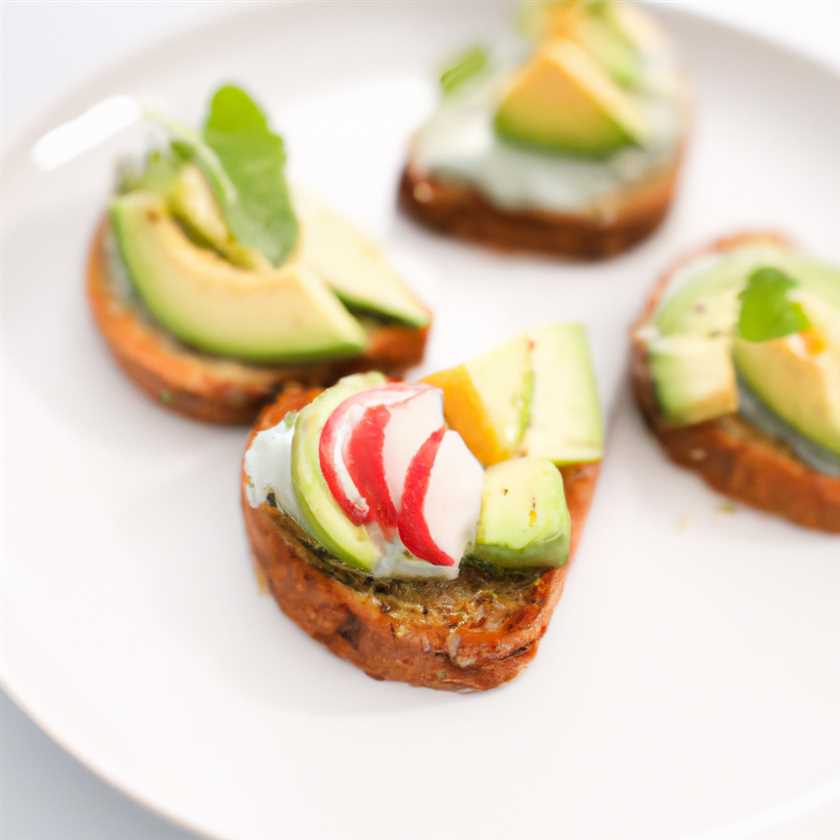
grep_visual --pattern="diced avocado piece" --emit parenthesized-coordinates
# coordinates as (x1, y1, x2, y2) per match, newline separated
(110, 192, 366, 363)
(167, 164, 267, 270)
(291, 373, 387, 572)
(520, 323, 603, 465)
(472, 457, 571, 569)
(494, 40, 646, 156)
(292, 196, 429, 328)
(733, 295, 840, 457)
(648, 335, 737, 426)
(423, 335, 533, 466)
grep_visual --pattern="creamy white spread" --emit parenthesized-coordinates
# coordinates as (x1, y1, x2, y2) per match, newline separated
(245, 415, 305, 527)
(411, 43, 685, 214)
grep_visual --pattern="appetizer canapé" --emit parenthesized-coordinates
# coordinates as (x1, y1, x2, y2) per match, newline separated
(88, 85, 430, 423)
(632, 232, 840, 533)
(400, 0, 688, 259)
(242, 323, 603, 690)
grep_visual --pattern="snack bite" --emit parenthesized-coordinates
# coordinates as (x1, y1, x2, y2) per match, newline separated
(400, 0, 688, 259)
(242, 323, 604, 690)
(632, 232, 840, 532)
(88, 85, 430, 423)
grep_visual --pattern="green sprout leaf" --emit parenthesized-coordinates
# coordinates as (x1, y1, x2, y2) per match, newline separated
(440, 45, 489, 95)
(201, 85, 298, 266)
(737, 266, 811, 342)
(146, 84, 298, 267)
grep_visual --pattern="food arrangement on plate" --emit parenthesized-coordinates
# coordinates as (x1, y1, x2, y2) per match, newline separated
(76, 0, 837, 701)
(242, 325, 603, 690)
(632, 232, 840, 532)
(400, 0, 689, 258)
(88, 85, 430, 423)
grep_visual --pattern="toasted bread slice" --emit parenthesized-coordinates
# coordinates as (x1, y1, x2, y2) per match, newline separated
(630, 231, 840, 533)
(399, 145, 684, 260)
(87, 223, 429, 424)
(241, 387, 601, 691)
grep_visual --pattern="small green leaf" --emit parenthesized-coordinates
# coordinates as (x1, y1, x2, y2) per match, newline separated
(202, 85, 298, 266)
(737, 267, 811, 342)
(440, 45, 489, 95)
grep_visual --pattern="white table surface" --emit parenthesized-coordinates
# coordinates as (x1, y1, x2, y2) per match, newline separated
(1, 2, 838, 838)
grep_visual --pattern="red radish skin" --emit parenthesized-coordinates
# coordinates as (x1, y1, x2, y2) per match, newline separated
(319, 415, 369, 525)
(346, 405, 399, 534)
(319, 384, 427, 526)
(398, 427, 455, 567)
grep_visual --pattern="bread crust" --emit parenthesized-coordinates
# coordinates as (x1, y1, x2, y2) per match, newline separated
(241, 388, 601, 691)
(399, 146, 683, 259)
(86, 223, 429, 424)
(630, 231, 840, 533)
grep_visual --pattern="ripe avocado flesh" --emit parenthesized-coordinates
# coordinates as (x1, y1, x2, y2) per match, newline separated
(649, 249, 840, 444)
(495, 40, 646, 157)
(110, 192, 366, 363)
(521, 323, 604, 464)
(165, 166, 428, 328)
(472, 457, 570, 569)
(648, 336, 737, 426)
(292, 196, 429, 328)
(733, 295, 840, 458)
(291, 373, 387, 572)
(423, 335, 533, 466)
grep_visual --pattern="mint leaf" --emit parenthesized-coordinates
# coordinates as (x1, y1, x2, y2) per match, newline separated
(737, 267, 811, 342)
(201, 85, 298, 266)
(440, 45, 489, 95)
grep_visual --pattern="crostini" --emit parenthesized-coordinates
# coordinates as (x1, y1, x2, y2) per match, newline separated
(631, 232, 840, 533)
(400, 0, 688, 259)
(242, 324, 603, 690)
(88, 84, 430, 423)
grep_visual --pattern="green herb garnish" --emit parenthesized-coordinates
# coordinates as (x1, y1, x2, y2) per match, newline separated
(440, 45, 489, 95)
(736, 267, 811, 342)
(149, 84, 298, 267)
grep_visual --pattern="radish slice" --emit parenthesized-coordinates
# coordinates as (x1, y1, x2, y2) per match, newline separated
(345, 404, 398, 534)
(319, 384, 428, 525)
(382, 388, 445, 512)
(398, 429, 484, 568)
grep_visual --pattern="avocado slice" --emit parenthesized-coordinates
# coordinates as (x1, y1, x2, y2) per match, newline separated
(291, 373, 387, 572)
(495, 40, 646, 157)
(167, 164, 268, 270)
(648, 335, 737, 426)
(520, 323, 603, 465)
(293, 196, 430, 328)
(653, 247, 840, 339)
(110, 192, 367, 363)
(423, 334, 533, 466)
(575, 11, 643, 89)
(733, 295, 840, 458)
(472, 457, 571, 569)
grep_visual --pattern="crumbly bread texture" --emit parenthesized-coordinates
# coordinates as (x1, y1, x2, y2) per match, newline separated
(87, 223, 429, 424)
(399, 145, 684, 259)
(630, 231, 840, 533)
(241, 387, 601, 691)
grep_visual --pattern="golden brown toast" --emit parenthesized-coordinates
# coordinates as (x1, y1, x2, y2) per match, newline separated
(241, 387, 601, 691)
(399, 146, 684, 260)
(87, 223, 429, 424)
(630, 231, 840, 533)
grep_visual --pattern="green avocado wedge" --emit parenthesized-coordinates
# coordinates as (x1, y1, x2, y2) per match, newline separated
(291, 373, 387, 573)
(472, 457, 571, 569)
(520, 323, 604, 465)
(109, 192, 366, 363)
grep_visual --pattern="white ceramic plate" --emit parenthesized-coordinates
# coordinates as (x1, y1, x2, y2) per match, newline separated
(2, 3, 839, 838)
